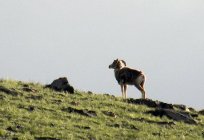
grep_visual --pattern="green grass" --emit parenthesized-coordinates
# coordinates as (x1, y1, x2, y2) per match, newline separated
(0, 79, 203, 140)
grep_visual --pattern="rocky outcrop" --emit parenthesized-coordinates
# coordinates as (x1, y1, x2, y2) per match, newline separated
(127, 98, 174, 109)
(148, 109, 198, 124)
(127, 98, 199, 124)
(46, 77, 74, 93)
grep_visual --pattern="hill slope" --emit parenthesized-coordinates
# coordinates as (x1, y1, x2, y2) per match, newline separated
(0, 80, 203, 140)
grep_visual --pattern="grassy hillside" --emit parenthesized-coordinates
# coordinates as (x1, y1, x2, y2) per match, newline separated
(0, 80, 203, 140)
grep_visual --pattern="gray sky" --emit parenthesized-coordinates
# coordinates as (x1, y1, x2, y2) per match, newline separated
(0, 0, 204, 109)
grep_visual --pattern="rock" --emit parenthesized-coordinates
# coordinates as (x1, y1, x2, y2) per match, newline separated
(173, 104, 190, 111)
(127, 98, 158, 107)
(127, 98, 173, 109)
(159, 102, 174, 109)
(74, 125, 91, 130)
(62, 107, 97, 117)
(28, 106, 35, 112)
(199, 109, 204, 115)
(46, 77, 74, 93)
(148, 108, 198, 124)
(102, 111, 117, 118)
(128, 98, 199, 124)
(0, 86, 18, 96)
